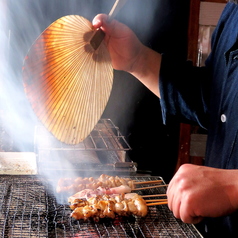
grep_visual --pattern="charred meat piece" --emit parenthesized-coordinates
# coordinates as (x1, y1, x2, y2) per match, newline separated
(68, 185, 132, 202)
(57, 174, 135, 194)
(69, 193, 148, 221)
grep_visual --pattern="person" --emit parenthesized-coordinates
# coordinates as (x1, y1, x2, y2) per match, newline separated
(92, 1, 238, 237)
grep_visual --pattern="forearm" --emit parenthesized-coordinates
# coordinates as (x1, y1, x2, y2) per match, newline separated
(128, 45, 162, 98)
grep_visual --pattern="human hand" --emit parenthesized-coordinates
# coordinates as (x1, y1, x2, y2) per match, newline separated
(92, 14, 144, 73)
(92, 14, 161, 97)
(167, 164, 238, 224)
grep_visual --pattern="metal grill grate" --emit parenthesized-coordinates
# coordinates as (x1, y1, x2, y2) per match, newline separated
(0, 176, 203, 238)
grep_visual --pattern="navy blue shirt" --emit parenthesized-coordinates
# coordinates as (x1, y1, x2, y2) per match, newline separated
(160, 2, 238, 237)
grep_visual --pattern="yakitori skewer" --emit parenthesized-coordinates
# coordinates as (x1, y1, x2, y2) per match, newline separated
(57, 174, 164, 194)
(69, 193, 148, 220)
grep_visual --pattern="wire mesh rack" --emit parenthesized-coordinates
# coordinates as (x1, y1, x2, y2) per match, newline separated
(0, 175, 203, 238)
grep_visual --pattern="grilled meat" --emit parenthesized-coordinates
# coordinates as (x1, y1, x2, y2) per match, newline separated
(57, 174, 135, 194)
(69, 193, 148, 221)
(68, 185, 132, 202)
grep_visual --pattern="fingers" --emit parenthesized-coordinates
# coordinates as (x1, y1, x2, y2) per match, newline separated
(92, 13, 132, 38)
(179, 198, 204, 224)
(92, 14, 119, 38)
(168, 188, 203, 224)
(167, 164, 204, 224)
(167, 179, 182, 220)
(92, 14, 108, 29)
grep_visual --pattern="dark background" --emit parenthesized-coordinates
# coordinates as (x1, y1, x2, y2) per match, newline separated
(2, 0, 190, 182)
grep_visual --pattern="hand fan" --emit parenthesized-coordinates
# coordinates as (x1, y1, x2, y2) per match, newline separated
(22, 0, 127, 144)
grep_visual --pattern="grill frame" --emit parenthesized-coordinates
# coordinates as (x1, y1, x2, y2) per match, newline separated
(35, 119, 131, 152)
(0, 175, 203, 238)
(35, 119, 137, 175)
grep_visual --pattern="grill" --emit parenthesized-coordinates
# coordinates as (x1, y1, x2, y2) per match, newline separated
(35, 119, 136, 176)
(0, 175, 203, 237)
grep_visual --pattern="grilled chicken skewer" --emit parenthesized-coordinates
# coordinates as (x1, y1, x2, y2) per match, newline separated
(68, 185, 132, 201)
(57, 174, 163, 194)
(69, 193, 148, 221)
(57, 174, 135, 193)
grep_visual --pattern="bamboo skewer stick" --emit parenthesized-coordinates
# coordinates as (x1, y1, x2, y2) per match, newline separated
(147, 201, 168, 206)
(141, 194, 167, 198)
(145, 199, 168, 203)
(132, 184, 168, 191)
(134, 180, 162, 185)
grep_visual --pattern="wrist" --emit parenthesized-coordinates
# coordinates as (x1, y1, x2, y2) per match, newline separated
(226, 170, 238, 210)
(129, 46, 162, 97)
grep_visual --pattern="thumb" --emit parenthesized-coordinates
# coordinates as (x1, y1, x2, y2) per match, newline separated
(92, 14, 109, 29)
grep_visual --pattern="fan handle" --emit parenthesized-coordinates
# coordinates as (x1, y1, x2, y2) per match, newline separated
(90, 0, 127, 50)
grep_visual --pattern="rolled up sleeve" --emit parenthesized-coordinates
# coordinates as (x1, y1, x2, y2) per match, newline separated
(159, 53, 211, 129)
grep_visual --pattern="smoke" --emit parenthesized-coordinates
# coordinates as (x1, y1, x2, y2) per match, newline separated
(1, 1, 189, 186)
(0, 0, 162, 150)
(0, 0, 43, 152)
(0, 0, 110, 151)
